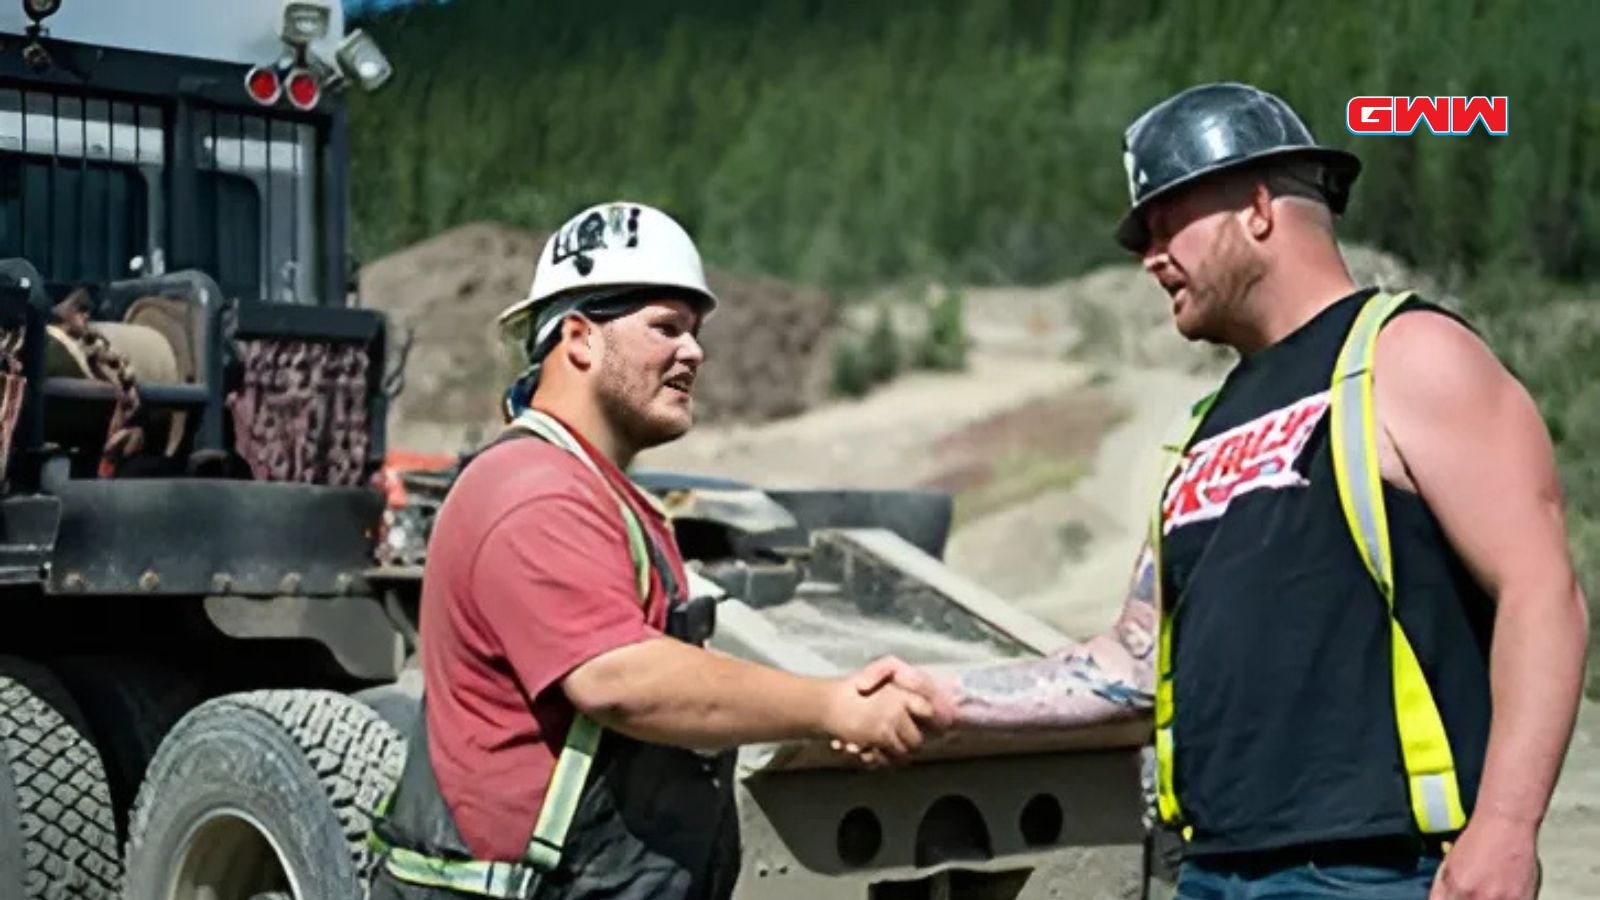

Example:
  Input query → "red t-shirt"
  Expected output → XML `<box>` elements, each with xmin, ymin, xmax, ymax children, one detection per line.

<box><xmin>417</xmin><ymin>418</ymin><xmax>684</xmax><ymax>861</ymax></box>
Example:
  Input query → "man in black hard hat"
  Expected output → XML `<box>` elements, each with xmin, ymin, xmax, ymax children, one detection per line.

<box><xmin>869</xmin><ymin>82</ymin><xmax>1587</xmax><ymax>900</ymax></box>
<box><xmin>1114</xmin><ymin>82</ymin><xmax>1585</xmax><ymax>900</ymax></box>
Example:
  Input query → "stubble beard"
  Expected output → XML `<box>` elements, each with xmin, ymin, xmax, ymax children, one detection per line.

<box><xmin>1184</xmin><ymin>221</ymin><xmax>1266</xmax><ymax>347</ymax></box>
<box><xmin>595</xmin><ymin>353</ymin><xmax>692</xmax><ymax>453</ymax></box>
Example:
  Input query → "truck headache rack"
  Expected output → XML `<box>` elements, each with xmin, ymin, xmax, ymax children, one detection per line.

<box><xmin>0</xmin><ymin>87</ymin><xmax>161</xmax><ymax>286</ymax></box>
<box><xmin>0</xmin><ymin>82</ymin><xmax>326</xmax><ymax>304</ymax></box>
<box><xmin>187</xmin><ymin>104</ymin><xmax>322</xmax><ymax>306</ymax></box>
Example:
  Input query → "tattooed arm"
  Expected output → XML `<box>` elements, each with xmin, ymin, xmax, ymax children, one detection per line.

<box><xmin>950</xmin><ymin>543</ymin><xmax>1157</xmax><ymax>729</ymax></box>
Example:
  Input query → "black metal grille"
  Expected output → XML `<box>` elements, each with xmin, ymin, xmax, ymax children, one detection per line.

<box><xmin>194</xmin><ymin>107</ymin><xmax>319</xmax><ymax>304</ymax></box>
<box><xmin>0</xmin><ymin>86</ymin><xmax>320</xmax><ymax>303</ymax></box>
<box><xmin>0</xmin><ymin>88</ymin><xmax>160</xmax><ymax>285</ymax></box>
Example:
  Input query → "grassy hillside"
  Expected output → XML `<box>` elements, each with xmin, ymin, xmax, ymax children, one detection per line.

<box><xmin>348</xmin><ymin>0</ymin><xmax>1598</xmax><ymax>288</ymax></box>
<box><xmin>348</xmin><ymin>0</ymin><xmax>1600</xmax><ymax>658</ymax></box>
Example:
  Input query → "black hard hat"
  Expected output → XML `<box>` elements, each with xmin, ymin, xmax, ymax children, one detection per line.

<box><xmin>1115</xmin><ymin>82</ymin><xmax>1362</xmax><ymax>252</ymax></box>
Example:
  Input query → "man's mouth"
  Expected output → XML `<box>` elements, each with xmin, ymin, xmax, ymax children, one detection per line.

<box><xmin>663</xmin><ymin>372</ymin><xmax>695</xmax><ymax>396</ymax></box>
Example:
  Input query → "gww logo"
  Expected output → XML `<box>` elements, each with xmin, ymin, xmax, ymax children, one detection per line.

<box><xmin>1346</xmin><ymin>96</ymin><xmax>1508</xmax><ymax>136</ymax></box>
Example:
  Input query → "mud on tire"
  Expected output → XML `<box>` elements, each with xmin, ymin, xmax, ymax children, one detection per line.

<box><xmin>0</xmin><ymin>659</ymin><xmax>121</xmax><ymax>900</ymax></box>
<box><xmin>125</xmin><ymin>689</ymin><xmax>406</xmax><ymax>899</ymax></box>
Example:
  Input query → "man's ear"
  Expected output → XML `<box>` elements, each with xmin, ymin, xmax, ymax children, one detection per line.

<box><xmin>560</xmin><ymin>315</ymin><xmax>599</xmax><ymax>371</ymax></box>
<box><xmin>1245</xmin><ymin>181</ymin><xmax>1275</xmax><ymax>242</ymax></box>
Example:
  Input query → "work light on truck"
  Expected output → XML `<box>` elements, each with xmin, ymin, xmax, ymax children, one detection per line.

<box><xmin>281</xmin><ymin>0</ymin><xmax>332</xmax><ymax>47</ymax></box>
<box><xmin>335</xmin><ymin>28</ymin><xmax>393</xmax><ymax>92</ymax></box>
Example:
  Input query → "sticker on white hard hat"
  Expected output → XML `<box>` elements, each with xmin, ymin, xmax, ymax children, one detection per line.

<box><xmin>496</xmin><ymin>201</ymin><xmax>718</xmax><ymax>330</ymax></box>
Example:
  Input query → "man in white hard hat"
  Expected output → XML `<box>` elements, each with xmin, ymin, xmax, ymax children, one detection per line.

<box><xmin>368</xmin><ymin>201</ymin><xmax>952</xmax><ymax>900</ymax></box>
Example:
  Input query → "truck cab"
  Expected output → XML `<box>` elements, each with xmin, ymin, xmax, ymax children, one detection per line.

<box><xmin>0</xmin><ymin>4</ymin><xmax>411</xmax><ymax>899</ymax></box>
<box><xmin>1</xmin><ymin>0</ymin><xmax>383</xmax><ymax>303</ymax></box>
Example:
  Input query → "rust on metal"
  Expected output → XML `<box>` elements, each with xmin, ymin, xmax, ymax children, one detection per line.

<box><xmin>226</xmin><ymin>338</ymin><xmax>371</xmax><ymax>486</ymax></box>
<box><xmin>0</xmin><ymin>325</ymin><xmax>25</xmax><ymax>483</ymax></box>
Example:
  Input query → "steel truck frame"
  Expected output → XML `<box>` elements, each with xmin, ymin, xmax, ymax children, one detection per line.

<box><xmin>0</xmin><ymin>3</ymin><xmax>1151</xmax><ymax>899</ymax></box>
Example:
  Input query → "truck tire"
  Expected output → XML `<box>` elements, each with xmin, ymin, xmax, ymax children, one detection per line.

<box><xmin>0</xmin><ymin>660</ymin><xmax>121</xmax><ymax>900</ymax></box>
<box><xmin>0</xmin><ymin>749</ymin><xmax>23</xmax><ymax>891</ymax></box>
<box><xmin>50</xmin><ymin>655</ymin><xmax>201</xmax><ymax>841</ymax></box>
<box><xmin>124</xmin><ymin>689</ymin><xmax>405</xmax><ymax>900</ymax></box>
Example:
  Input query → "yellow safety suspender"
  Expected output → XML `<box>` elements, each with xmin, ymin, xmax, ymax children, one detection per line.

<box><xmin>377</xmin><ymin>410</ymin><xmax>656</xmax><ymax>897</ymax></box>
<box><xmin>1150</xmin><ymin>390</ymin><xmax>1212</xmax><ymax>831</ymax></box>
<box><xmin>1153</xmin><ymin>290</ymin><xmax>1466</xmax><ymax>837</ymax></box>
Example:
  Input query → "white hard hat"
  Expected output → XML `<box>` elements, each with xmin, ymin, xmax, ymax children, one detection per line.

<box><xmin>496</xmin><ymin>201</ymin><xmax>718</xmax><ymax>330</ymax></box>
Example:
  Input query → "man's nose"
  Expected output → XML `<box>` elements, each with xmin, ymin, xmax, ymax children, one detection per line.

<box><xmin>1142</xmin><ymin>243</ymin><xmax>1171</xmax><ymax>275</ymax></box>
<box><xmin>677</xmin><ymin>332</ymin><xmax>705</xmax><ymax>365</ymax></box>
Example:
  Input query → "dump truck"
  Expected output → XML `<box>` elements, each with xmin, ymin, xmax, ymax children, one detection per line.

<box><xmin>0</xmin><ymin>2</ymin><xmax>1151</xmax><ymax>898</ymax></box>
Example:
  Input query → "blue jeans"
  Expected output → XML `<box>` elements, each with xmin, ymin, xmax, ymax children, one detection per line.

<box><xmin>1175</xmin><ymin>854</ymin><xmax>1441</xmax><ymax>900</ymax></box>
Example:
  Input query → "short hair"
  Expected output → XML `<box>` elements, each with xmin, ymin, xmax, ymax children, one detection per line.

<box><xmin>1255</xmin><ymin>158</ymin><xmax>1333</xmax><ymax>207</ymax></box>
<box><xmin>1203</xmin><ymin>158</ymin><xmax>1331</xmax><ymax>212</ymax></box>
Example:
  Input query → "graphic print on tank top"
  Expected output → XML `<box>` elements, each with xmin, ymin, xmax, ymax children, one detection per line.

<box><xmin>1161</xmin><ymin>390</ymin><xmax>1330</xmax><ymax>535</ymax></box>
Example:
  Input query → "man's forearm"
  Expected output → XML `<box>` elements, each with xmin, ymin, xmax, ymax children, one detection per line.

<box><xmin>951</xmin><ymin>544</ymin><xmax>1157</xmax><ymax>730</ymax></box>
<box><xmin>1474</xmin><ymin>576</ymin><xmax>1589</xmax><ymax>825</ymax></box>
<box><xmin>953</xmin><ymin>638</ymin><xmax>1152</xmax><ymax>729</ymax></box>
<box><xmin>567</xmin><ymin>637</ymin><xmax>834</xmax><ymax>751</ymax></box>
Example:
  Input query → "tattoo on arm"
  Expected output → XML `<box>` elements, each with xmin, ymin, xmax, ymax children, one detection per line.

<box><xmin>954</xmin><ymin>651</ymin><xmax>1153</xmax><ymax>729</ymax></box>
<box><xmin>947</xmin><ymin>538</ymin><xmax>1164</xmax><ymax>730</ymax></box>
<box><xmin>948</xmin><ymin>544</ymin><xmax>1160</xmax><ymax>729</ymax></box>
<box><xmin>1114</xmin><ymin>545</ymin><xmax>1157</xmax><ymax>661</ymax></box>
<box><xmin>1131</xmin><ymin>545</ymin><xmax>1156</xmax><ymax>605</ymax></box>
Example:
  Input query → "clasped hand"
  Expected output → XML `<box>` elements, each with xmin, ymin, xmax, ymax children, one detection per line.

<box><xmin>824</xmin><ymin>656</ymin><xmax>956</xmax><ymax>768</ymax></box>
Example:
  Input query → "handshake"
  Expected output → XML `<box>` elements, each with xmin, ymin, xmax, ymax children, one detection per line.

<box><xmin>822</xmin><ymin>656</ymin><xmax>957</xmax><ymax>768</ymax></box>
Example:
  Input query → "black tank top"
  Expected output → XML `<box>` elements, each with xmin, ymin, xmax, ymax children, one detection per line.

<box><xmin>1159</xmin><ymin>288</ymin><xmax>1494</xmax><ymax>856</ymax></box>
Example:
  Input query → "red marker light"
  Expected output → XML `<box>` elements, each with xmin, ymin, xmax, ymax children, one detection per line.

<box><xmin>285</xmin><ymin>69</ymin><xmax>320</xmax><ymax>111</ymax></box>
<box><xmin>245</xmin><ymin>66</ymin><xmax>281</xmax><ymax>105</ymax></box>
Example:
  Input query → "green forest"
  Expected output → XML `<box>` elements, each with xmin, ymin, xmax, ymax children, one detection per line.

<box><xmin>347</xmin><ymin>0</ymin><xmax>1600</xmax><ymax>658</ymax></box>
<box><xmin>348</xmin><ymin>0</ymin><xmax>1597</xmax><ymax>287</ymax></box>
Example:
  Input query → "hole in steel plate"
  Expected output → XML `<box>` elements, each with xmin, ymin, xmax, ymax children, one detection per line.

<box><xmin>1019</xmin><ymin>793</ymin><xmax>1063</xmax><ymax>847</ymax></box>
<box><xmin>837</xmin><ymin>805</ymin><xmax>883</xmax><ymax>868</ymax></box>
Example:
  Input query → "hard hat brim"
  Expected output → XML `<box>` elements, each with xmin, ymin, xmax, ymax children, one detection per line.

<box><xmin>496</xmin><ymin>283</ymin><xmax>720</xmax><ymax>331</ymax></box>
<box><xmin>1115</xmin><ymin>145</ymin><xmax>1361</xmax><ymax>253</ymax></box>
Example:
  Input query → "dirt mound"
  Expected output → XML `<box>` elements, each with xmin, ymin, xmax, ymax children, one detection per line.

<box><xmin>693</xmin><ymin>269</ymin><xmax>835</xmax><ymax>423</ymax></box>
<box><xmin>357</xmin><ymin>223</ymin><xmax>835</xmax><ymax>453</ymax></box>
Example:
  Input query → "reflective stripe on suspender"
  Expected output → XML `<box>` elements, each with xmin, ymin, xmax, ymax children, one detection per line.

<box><xmin>1153</xmin><ymin>291</ymin><xmax>1465</xmax><ymax>838</ymax></box>
<box><xmin>382</xmin><ymin>847</ymin><xmax>541</xmax><ymax>898</ymax></box>
<box><xmin>379</xmin><ymin>409</ymin><xmax>656</xmax><ymax>897</ymax></box>
<box><xmin>1328</xmin><ymin>292</ymin><xmax>1465</xmax><ymax>835</ymax></box>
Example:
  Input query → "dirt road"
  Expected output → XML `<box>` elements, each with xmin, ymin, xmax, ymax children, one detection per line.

<box><xmin>1539</xmin><ymin>700</ymin><xmax>1600</xmax><ymax>899</ymax></box>
<box><xmin>639</xmin><ymin>351</ymin><xmax>1096</xmax><ymax>489</ymax></box>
